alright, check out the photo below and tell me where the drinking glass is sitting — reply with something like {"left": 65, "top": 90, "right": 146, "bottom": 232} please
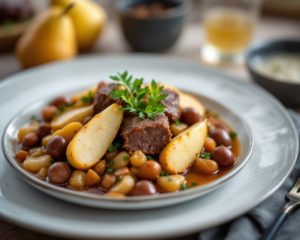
{"left": 201, "top": 0, "right": 261, "bottom": 65}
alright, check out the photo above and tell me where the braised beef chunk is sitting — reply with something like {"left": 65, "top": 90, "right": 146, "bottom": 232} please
{"left": 121, "top": 114, "right": 171, "bottom": 155}
{"left": 162, "top": 89, "right": 180, "bottom": 122}
{"left": 93, "top": 83, "right": 117, "bottom": 113}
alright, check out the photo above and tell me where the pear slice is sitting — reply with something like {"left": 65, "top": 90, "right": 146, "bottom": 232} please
{"left": 159, "top": 120, "right": 207, "bottom": 174}
{"left": 67, "top": 103, "right": 123, "bottom": 170}
{"left": 51, "top": 105, "right": 93, "bottom": 131}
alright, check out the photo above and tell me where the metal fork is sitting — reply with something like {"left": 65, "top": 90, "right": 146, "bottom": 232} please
{"left": 260, "top": 177, "right": 300, "bottom": 240}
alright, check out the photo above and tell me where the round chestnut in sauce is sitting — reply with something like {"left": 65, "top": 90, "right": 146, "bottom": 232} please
{"left": 131, "top": 180, "right": 157, "bottom": 196}
{"left": 180, "top": 107, "right": 201, "bottom": 126}
{"left": 37, "top": 122, "right": 51, "bottom": 139}
{"left": 48, "top": 162, "right": 71, "bottom": 184}
{"left": 22, "top": 132, "right": 39, "bottom": 150}
{"left": 46, "top": 136, "right": 67, "bottom": 159}
{"left": 210, "top": 128, "right": 232, "bottom": 147}
{"left": 50, "top": 96, "right": 69, "bottom": 107}
{"left": 212, "top": 146, "right": 235, "bottom": 167}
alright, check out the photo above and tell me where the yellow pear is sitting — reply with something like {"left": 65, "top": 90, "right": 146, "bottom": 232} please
{"left": 51, "top": 0, "right": 107, "bottom": 50}
{"left": 16, "top": 5, "right": 77, "bottom": 68}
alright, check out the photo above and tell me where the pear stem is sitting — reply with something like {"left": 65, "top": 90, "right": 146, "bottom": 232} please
{"left": 61, "top": 2, "right": 76, "bottom": 16}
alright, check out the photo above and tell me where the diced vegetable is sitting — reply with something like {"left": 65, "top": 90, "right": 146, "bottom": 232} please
{"left": 130, "top": 150, "right": 147, "bottom": 168}
{"left": 68, "top": 170, "right": 86, "bottom": 189}
{"left": 157, "top": 175, "right": 185, "bottom": 192}
{"left": 86, "top": 169, "right": 101, "bottom": 186}
{"left": 23, "top": 155, "right": 52, "bottom": 173}
{"left": 111, "top": 151, "right": 130, "bottom": 169}
{"left": 109, "top": 175, "right": 135, "bottom": 195}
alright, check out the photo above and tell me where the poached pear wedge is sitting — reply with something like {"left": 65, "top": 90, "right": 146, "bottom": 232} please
{"left": 67, "top": 103, "right": 123, "bottom": 170}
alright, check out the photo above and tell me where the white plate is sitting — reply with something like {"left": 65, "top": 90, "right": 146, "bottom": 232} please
{"left": 2, "top": 91, "right": 253, "bottom": 209}
{"left": 0, "top": 55, "right": 298, "bottom": 239}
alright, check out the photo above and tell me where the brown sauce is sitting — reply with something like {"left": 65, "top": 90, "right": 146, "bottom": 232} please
{"left": 185, "top": 139, "right": 240, "bottom": 188}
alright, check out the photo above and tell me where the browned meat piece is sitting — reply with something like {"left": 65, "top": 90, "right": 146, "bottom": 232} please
{"left": 162, "top": 89, "right": 180, "bottom": 123}
{"left": 121, "top": 114, "right": 171, "bottom": 155}
{"left": 93, "top": 83, "right": 117, "bottom": 113}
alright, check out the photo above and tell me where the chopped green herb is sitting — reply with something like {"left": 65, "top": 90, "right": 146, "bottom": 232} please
{"left": 110, "top": 71, "right": 167, "bottom": 119}
{"left": 108, "top": 142, "right": 121, "bottom": 153}
{"left": 55, "top": 102, "right": 75, "bottom": 115}
{"left": 123, "top": 155, "right": 129, "bottom": 161}
{"left": 191, "top": 182, "right": 198, "bottom": 187}
{"left": 200, "top": 152, "right": 212, "bottom": 159}
{"left": 174, "top": 119, "right": 182, "bottom": 126}
{"left": 50, "top": 159, "right": 56, "bottom": 164}
{"left": 160, "top": 171, "right": 169, "bottom": 176}
{"left": 30, "top": 116, "right": 40, "bottom": 122}
{"left": 181, "top": 182, "right": 188, "bottom": 190}
{"left": 80, "top": 91, "right": 94, "bottom": 103}
{"left": 146, "top": 155, "right": 155, "bottom": 160}
{"left": 116, "top": 176, "right": 122, "bottom": 183}
{"left": 106, "top": 167, "right": 115, "bottom": 174}
{"left": 2, "top": 20, "right": 13, "bottom": 32}
{"left": 229, "top": 130, "right": 238, "bottom": 140}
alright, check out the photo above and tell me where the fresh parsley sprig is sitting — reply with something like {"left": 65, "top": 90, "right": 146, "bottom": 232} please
{"left": 110, "top": 71, "right": 167, "bottom": 119}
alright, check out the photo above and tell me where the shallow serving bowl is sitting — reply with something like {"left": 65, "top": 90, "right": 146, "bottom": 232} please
{"left": 246, "top": 39, "right": 300, "bottom": 107}
{"left": 2, "top": 88, "right": 253, "bottom": 210}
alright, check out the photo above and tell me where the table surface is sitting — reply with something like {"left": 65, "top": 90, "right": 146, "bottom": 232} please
{"left": 0, "top": 13, "right": 299, "bottom": 240}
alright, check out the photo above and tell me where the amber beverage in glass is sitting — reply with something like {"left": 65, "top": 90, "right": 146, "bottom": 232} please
{"left": 201, "top": 0, "right": 260, "bottom": 65}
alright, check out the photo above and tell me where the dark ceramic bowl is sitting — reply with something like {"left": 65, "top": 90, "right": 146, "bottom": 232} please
{"left": 115, "top": 0, "right": 189, "bottom": 52}
{"left": 246, "top": 39, "right": 300, "bottom": 107}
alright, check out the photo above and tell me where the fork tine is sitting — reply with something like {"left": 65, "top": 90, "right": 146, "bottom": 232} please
{"left": 288, "top": 178, "right": 300, "bottom": 199}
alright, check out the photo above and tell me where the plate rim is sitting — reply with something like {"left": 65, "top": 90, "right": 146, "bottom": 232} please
{"left": 0, "top": 54, "right": 298, "bottom": 239}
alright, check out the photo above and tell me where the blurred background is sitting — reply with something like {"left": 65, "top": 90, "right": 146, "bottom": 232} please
{"left": 0, "top": 0, "right": 299, "bottom": 75}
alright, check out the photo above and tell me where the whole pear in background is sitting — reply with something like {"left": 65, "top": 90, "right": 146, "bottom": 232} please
{"left": 51, "top": 0, "right": 107, "bottom": 51}
{"left": 16, "top": 5, "right": 77, "bottom": 68}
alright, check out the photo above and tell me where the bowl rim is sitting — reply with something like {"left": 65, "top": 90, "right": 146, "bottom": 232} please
{"left": 246, "top": 39, "right": 300, "bottom": 87}
{"left": 115, "top": 0, "right": 190, "bottom": 21}
{"left": 2, "top": 88, "right": 253, "bottom": 204}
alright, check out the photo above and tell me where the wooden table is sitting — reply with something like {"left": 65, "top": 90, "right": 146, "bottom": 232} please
{"left": 0, "top": 15, "right": 299, "bottom": 240}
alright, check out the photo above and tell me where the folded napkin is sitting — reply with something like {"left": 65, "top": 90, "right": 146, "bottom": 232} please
{"left": 198, "top": 111, "right": 300, "bottom": 240}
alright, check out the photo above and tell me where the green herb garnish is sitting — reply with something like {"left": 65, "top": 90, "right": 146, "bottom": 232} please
{"left": 160, "top": 171, "right": 169, "bottom": 176}
{"left": 80, "top": 91, "right": 94, "bottom": 103}
{"left": 146, "top": 155, "right": 155, "bottom": 160}
{"left": 50, "top": 159, "right": 56, "bottom": 164}
{"left": 108, "top": 142, "right": 121, "bottom": 153}
{"left": 116, "top": 176, "right": 122, "bottom": 183}
{"left": 200, "top": 152, "right": 212, "bottom": 159}
{"left": 191, "top": 182, "right": 198, "bottom": 187}
{"left": 106, "top": 167, "right": 115, "bottom": 174}
{"left": 123, "top": 155, "right": 129, "bottom": 161}
{"left": 174, "top": 119, "right": 182, "bottom": 126}
{"left": 110, "top": 71, "right": 167, "bottom": 119}
{"left": 229, "top": 130, "right": 237, "bottom": 140}
{"left": 181, "top": 182, "right": 188, "bottom": 190}
{"left": 55, "top": 102, "right": 75, "bottom": 115}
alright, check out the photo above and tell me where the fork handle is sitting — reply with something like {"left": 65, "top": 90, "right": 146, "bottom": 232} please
{"left": 260, "top": 211, "right": 289, "bottom": 240}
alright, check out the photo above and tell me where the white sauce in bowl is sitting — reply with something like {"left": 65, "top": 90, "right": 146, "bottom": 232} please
{"left": 254, "top": 53, "right": 300, "bottom": 84}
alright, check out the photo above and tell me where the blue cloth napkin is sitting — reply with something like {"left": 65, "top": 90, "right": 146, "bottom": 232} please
{"left": 198, "top": 111, "right": 300, "bottom": 240}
